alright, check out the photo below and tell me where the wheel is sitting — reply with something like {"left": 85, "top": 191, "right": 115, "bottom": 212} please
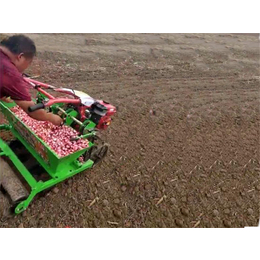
{"left": 0, "top": 190, "right": 12, "bottom": 221}
{"left": 84, "top": 142, "right": 109, "bottom": 166}
{"left": 90, "top": 143, "right": 109, "bottom": 165}
{"left": 0, "top": 157, "right": 29, "bottom": 204}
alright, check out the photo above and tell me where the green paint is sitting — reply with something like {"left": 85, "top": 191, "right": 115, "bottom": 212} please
{"left": 0, "top": 100, "right": 95, "bottom": 214}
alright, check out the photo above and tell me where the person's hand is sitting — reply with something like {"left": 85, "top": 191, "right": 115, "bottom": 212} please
{"left": 48, "top": 114, "right": 64, "bottom": 126}
{"left": 1, "top": 96, "right": 13, "bottom": 103}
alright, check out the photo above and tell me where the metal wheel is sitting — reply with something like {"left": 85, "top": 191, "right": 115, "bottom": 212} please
{"left": 0, "top": 157, "right": 29, "bottom": 205}
{"left": 0, "top": 190, "right": 12, "bottom": 221}
{"left": 84, "top": 141, "right": 109, "bottom": 166}
{"left": 90, "top": 143, "right": 109, "bottom": 165}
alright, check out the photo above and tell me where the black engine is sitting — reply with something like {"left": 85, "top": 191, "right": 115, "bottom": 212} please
{"left": 89, "top": 102, "right": 107, "bottom": 125}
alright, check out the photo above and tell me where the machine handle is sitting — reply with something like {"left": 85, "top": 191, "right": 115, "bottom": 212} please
{"left": 22, "top": 73, "right": 31, "bottom": 78}
{"left": 28, "top": 103, "right": 45, "bottom": 112}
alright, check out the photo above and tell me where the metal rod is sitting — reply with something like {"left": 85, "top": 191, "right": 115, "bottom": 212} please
{"left": 24, "top": 78, "right": 56, "bottom": 89}
{"left": 70, "top": 132, "right": 95, "bottom": 141}
{"left": 57, "top": 107, "right": 83, "bottom": 126}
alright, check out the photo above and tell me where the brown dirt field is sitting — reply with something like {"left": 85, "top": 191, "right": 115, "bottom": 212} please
{"left": 0, "top": 33, "right": 259, "bottom": 228}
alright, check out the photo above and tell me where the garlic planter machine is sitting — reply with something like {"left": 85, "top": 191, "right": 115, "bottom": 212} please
{"left": 0, "top": 77, "right": 116, "bottom": 215}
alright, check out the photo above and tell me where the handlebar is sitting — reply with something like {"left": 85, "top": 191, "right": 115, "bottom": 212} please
{"left": 28, "top": 103, "right": 45, "bottom": 112}
{"left": 24, "top": 77, "right": 56, "bottom": 90}
{"left": 28, "top": 98, "right": 81, "bottom": 112}
{"left": 24, "top": 77, "right": 82, "bottom": 110}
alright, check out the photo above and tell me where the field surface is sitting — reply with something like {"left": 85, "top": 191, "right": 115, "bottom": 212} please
{"left": 0, "top": 33, "right": 259, "bottom": 227}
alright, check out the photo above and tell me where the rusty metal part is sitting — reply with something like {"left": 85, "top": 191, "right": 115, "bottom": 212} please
{"left": 0, "top": 157, "right": 29, "bottom": 204}
{"left": 0, "top": 191, "right": 11, "bottom": 220}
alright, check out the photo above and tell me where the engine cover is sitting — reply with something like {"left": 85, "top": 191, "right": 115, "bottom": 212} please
{"left": 89, "top": 102, "right": 107, "bottom": 125}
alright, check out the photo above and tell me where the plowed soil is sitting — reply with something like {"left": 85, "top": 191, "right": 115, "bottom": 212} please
{"left": 0, "top": 33, "right": 259, "bottom": 228}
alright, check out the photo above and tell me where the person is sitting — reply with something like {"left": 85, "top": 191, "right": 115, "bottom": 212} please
{"left": 0, "top": 34, "right": 63, "bottom": 126}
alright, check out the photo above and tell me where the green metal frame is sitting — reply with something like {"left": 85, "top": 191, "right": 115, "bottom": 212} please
{"left": 0, "top": 100, "right": 95, "bottom": 214}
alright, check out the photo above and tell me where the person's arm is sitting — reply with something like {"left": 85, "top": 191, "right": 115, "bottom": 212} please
{"left": 15, "top": 100, "right": 63, "bottom": 126}
{"left": 2, "top": 70, "right": 63, "bottom": 126}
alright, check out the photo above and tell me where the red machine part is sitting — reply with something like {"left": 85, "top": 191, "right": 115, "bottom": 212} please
{"left": 24, "top": 77, "right": 116, "bottom": 129}
{"left": 96, "top": 100, "right": 116, "bottom": 130}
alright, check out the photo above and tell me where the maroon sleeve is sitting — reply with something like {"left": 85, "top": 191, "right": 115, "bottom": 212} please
{"left": 2, "top": 68, "right": 32, "bottom": 101}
